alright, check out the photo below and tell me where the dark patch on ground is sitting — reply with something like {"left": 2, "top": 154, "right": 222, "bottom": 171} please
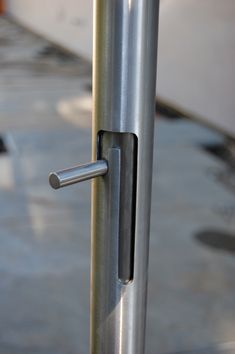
{"left": 37, "top": 44, "right": 81, "bottom": 63}
{"left": 0, "top": 135, "right": 7, "bottom": 154}
{"left": 195, "top": 229, "right": 235, "bottom": 254}
{"left": 33, "top": 44, "right": 92, "bottom": 77}
{"left": 202, "top": 140, "right": 235, "bottom": 168}
{"left": 202, "top": 140, "right": 235, "bottom": 193}
{"left": 156, "top": 99, "right": 183, "bottom": 120}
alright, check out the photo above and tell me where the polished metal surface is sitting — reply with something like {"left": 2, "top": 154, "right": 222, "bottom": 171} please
{"left": 49, "top": 160, "right": 108, "bottom": 189}
{"left": 91, "top": 0, "right": 159, "bottom": 353}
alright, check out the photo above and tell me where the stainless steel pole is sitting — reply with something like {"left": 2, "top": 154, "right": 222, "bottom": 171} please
{"left": 91, "top": 1, "right": 159, "bottom": 353}
{"left": 49, "top": 1, "right": 159, "bottom": 353}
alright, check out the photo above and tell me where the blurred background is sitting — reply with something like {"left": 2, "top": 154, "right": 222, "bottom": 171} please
{"left": 0, "top": 0, "right": 235, "bottom": 353}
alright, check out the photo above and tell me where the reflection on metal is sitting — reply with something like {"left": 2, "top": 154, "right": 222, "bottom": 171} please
{"left": 49, "top": 0, "right": 159, "bottom": 353}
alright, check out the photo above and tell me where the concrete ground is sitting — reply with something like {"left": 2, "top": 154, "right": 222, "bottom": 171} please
{"left": 0, "top": 17, "right": 235, "bottom": 354}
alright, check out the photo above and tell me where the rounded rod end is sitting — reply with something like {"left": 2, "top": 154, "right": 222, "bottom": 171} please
{"left": 48, "top": 160, "right": 108, "bottom": 190}
{"left": 49, "top": 172, "right": 61, "bottom": 190}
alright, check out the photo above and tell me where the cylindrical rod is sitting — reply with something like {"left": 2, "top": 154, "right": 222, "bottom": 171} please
{"left": 91, "top": 0, "right": 159, "bottom": 353}
{"left": 49, "top": 160, "right": 108, "bottom": 189}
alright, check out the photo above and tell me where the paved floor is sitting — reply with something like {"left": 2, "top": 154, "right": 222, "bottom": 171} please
{"left": 0, "top": 17, "right": 235, "bottom": 354}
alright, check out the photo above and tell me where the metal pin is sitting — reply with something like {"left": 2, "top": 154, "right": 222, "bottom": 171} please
{"left": 49, "top": 160, "right": 108, "bottom": 189}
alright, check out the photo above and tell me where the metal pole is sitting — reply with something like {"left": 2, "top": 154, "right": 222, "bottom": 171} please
{"left": 91, "top": 1, "right": 159, "bottom": 353}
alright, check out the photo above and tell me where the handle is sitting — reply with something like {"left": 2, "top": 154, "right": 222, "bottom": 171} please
{"left": 49, "top": 160, "right": 108, "bottom": 189}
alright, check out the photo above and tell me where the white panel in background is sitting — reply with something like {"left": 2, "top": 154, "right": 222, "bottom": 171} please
{"left": 157, "top": 0, "right": 235, "bottom": 137}
{"left": 6, "top": 0, "right": 93, "bottom": 60}
{"left": 6, "top": 0, "right": 235, "bottom": 137}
